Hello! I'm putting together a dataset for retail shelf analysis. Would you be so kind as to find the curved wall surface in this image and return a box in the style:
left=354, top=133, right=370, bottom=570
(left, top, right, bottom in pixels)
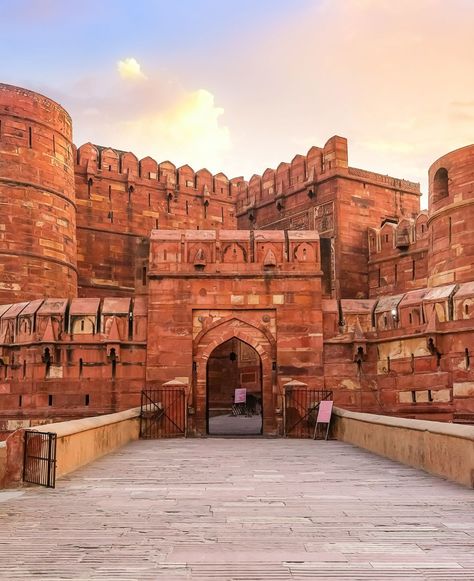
left=428, top=144, right=474, bottom=287
left=0, top=83, right=77, bottom=302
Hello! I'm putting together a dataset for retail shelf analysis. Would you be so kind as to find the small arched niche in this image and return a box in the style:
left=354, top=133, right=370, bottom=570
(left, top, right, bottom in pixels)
left=433, top=167, right=449, bottom=203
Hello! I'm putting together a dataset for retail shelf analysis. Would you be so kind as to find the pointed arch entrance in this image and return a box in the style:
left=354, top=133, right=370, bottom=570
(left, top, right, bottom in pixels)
left=192, top=317, right=277, bottom=436
left=206, top=338, right=262, bottom=435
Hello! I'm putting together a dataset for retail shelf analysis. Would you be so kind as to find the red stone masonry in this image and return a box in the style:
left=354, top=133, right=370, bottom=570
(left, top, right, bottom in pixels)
left=235, top=136, right=421, bottom=299
left=146, top=229, right=323, bottom=436
left=0, top=84, right=77, bottom=302
left=0, top=83, right=474, bottom=431
left=74, top=144, right=239, bottom=297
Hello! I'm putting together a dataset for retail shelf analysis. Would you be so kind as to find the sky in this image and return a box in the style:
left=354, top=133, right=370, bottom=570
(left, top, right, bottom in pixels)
left=2, top=0, right=474, bottom=205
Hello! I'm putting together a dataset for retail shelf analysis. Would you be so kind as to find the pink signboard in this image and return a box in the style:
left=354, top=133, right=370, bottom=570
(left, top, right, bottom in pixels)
left=317, top=400, right=333, bottom=424
left=234, top=388, right=247, bottom=404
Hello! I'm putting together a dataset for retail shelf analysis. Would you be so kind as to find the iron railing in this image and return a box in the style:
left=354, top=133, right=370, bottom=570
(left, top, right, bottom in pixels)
left=140, top=388, right=186, bottom=438
left=23, top=431, right=57, bottom=488
left=284, top=389, right=333, bottom=438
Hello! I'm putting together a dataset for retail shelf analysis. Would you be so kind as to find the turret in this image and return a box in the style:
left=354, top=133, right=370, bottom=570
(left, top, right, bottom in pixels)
left=0, top=83, right=77, bottom=301
left=427, top=145, right=474, bottom=287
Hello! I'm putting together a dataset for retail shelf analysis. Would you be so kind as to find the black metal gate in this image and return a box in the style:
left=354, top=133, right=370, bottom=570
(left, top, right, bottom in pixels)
left=140, top=388, right=186, bottom=438
left=23, top=431, right=57, bottom=488
left=284, top=389, right=333, bottom=438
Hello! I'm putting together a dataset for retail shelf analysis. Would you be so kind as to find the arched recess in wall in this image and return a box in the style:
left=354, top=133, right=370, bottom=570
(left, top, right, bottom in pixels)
left=433, top=167, right=449, bottom=203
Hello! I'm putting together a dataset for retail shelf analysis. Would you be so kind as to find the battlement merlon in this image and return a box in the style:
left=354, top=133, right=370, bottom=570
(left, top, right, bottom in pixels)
left=234, top=135, right=420, bottom=215
left=75, top=142, right=244, bottom=198
left=148, top=229, right=322, bottom=276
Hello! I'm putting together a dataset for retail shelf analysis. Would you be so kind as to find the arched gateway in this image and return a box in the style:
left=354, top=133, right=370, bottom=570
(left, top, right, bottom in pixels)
left=193, top=318, right=276, bottom=435
left=207, top=338, right=262, bottom=435
left=146, top=229, right=324, bottom=438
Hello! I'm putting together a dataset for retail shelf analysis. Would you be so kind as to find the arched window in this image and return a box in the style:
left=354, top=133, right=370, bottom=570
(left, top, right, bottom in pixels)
left=433, top=167, right=449, bottom=203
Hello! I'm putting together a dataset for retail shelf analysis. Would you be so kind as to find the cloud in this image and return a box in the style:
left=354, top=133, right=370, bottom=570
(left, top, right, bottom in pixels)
left=59, top=63, right=231, bottom=173
left=117, top=58, right=147, bottom=81
left=120, top=88, right=231, bottom=169
left=30, top=0, right=474, bottom=197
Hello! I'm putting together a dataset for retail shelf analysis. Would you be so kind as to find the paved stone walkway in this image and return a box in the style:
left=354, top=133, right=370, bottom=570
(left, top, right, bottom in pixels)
left=208, top=413, right=262, bottom=435
left=0, top=439, right=473, bottom=580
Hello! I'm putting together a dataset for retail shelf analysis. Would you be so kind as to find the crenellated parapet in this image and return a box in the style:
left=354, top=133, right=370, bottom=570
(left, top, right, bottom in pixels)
left=74, top=142, right=242, bottom=295
left=235, top=136, right=420, bottom=218
left=75, top=142, right=242, bottom=199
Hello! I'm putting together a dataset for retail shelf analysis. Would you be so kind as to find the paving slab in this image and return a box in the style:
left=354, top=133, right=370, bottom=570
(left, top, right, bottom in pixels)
left=0, top=439, right=473, bottom=580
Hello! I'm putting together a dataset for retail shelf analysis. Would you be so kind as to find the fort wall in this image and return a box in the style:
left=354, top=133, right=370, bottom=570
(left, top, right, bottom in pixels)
left=75, top=144, right=239, bottom=296
left=0, top=83, right=473, bottom=432
left=236, top=136, right=421, bottom=299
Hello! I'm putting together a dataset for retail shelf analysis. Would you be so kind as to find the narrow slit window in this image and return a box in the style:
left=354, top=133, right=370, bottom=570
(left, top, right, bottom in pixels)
left=28, top=126, right=33, bottom=148
left=44, top=348, right=51, bottom=378
left=48, top=394, right=53, bottom=406
left=19, top=395, right=22, bottom=407
left=85, top=394, right=90, bottom=406
left=411, top=390, right=416, bottom=403
left=142, top=266, right=147, bottom=286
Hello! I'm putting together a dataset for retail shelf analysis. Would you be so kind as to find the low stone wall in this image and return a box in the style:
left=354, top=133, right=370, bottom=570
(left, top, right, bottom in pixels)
left=36, top=408, right=141, bottom=479
left=0, top=407, right=141, bottom=487
left=332, top=407, right=474, bottom=488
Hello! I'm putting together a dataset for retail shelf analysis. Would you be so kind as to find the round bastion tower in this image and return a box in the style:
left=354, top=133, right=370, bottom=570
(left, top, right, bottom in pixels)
left=0, top=83, right=77, bottom=302
left=427, top=144, right=474, bottom=288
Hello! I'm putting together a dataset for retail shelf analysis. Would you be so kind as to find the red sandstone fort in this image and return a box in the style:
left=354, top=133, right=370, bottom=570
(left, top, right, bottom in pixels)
left=0, top=82, right=473, bottom=437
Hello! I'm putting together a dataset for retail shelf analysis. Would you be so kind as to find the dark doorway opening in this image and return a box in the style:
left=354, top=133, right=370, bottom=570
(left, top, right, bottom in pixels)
left=206, top=337, right=263, bottom=436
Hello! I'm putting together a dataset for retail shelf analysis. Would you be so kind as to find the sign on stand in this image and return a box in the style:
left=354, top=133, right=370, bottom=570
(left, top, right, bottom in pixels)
left=234, top=388, right=247, bottom=404
left=313, top=400, right=333, bottom=440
